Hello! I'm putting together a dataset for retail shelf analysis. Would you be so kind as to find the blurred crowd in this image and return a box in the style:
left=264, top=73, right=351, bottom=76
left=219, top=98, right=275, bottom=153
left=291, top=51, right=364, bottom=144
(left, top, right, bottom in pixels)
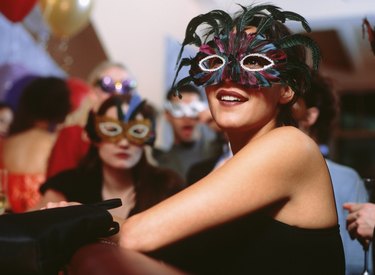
left=0, top=60, right=222, bottom=217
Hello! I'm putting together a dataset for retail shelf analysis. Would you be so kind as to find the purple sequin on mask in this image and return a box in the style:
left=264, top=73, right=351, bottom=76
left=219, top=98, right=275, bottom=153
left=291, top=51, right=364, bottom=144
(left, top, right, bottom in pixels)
left=96, top=76, right=137, bottom=94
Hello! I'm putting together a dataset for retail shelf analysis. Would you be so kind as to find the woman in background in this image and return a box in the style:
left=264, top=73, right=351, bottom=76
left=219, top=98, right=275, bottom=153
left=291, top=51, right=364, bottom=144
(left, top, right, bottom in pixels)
left=1, top=77, right=70, bottom=212
left=46, top=61, right=138, bottom=178
left=38, top=94, right=185, bottom=218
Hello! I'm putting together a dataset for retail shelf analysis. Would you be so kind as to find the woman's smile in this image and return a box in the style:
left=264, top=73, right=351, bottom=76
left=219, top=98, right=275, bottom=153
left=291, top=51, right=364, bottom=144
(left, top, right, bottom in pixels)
left=215, top=89, right=249, bottom=107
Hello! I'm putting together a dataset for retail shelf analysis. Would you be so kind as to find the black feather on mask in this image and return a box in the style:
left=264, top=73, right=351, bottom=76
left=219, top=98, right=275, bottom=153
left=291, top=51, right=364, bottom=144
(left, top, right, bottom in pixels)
left=172, top=3, right=321, bottom=99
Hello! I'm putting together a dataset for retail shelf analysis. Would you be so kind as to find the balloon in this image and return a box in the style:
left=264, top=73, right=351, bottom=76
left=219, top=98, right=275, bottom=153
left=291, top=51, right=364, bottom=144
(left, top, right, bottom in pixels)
left=0, top=63, right=30, bottom=101
left=40, top=0, right=93, bottom=38
left=0, top=0, right=37, bottom=23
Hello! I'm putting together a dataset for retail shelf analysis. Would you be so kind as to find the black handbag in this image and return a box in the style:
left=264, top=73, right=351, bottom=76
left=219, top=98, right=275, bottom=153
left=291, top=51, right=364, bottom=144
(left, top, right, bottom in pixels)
left=0, top=198, right=122, bottom=275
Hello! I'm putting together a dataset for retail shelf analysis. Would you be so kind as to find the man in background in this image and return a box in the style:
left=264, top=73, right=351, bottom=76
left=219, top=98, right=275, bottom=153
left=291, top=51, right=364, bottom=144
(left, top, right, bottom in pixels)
left=292, top=72, right=370, bottom=275
left=153, top=84, right=221, bottom=181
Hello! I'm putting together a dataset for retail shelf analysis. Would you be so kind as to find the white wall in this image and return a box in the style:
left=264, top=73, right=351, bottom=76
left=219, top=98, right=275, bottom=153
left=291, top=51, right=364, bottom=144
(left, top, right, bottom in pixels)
left=91, top=0, right=205, bottom=109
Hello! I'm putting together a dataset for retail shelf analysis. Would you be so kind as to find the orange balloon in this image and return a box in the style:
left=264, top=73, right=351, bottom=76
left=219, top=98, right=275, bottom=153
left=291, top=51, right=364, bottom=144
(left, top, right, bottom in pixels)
left=39, top=0, right=93, bottom=38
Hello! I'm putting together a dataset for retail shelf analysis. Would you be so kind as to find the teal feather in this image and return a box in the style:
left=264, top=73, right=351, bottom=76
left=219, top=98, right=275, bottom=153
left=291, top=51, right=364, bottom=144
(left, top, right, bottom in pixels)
left=281, top=61, right=313, bottom=94
left=172, top=57, right=193, bottom=89
left=282, top=11, right=311, bottom=32
left=175, top=12, right=226, bottom=66
left=274, top=34, right=321, bottom=70
left=201, top=10, right=233, bottom=43
left=173, top=76, right=194, bottom=98
left=235, top=4, right=283, bottom=33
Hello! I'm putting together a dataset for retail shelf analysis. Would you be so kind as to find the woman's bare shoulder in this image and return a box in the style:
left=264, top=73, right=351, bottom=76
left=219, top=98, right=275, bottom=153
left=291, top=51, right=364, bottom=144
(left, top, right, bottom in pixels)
left=239, top=126, right=322, bottom=175
left=268, top=126, right=314, bottom=144
left=249, top=126, right=318, bottom=154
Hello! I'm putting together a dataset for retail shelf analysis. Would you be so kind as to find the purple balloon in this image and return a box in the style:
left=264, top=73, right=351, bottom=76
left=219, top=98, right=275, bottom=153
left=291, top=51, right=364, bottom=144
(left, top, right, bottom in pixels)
left=0, top=63, right=30, bottom=101
left=4, top=74, right=39, bottom=111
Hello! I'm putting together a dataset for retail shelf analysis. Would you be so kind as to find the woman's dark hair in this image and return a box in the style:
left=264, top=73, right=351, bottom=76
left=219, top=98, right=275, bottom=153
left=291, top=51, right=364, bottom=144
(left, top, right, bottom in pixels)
left=302, top=72, right=339, bottom=144
left=0, top=102, right=13, bottom=112
left=8, top=77, right=71, bottom=135
left=271, top=21, right=307, bottom=127
left=234, top=15, right=307, bottom=127
left=166, top=84, right=202, bottom=101
left=96, top=94, right=155, bottom=119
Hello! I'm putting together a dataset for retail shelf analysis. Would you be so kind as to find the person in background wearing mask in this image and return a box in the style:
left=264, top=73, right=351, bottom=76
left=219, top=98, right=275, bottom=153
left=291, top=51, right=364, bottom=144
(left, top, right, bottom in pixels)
left=37, top=94, right=185, bottom=218
left=152, top=84, right=221, bottom=180
left=1, top=77, right=70, bottom=212
left=46, top=61, right=138, bottom=178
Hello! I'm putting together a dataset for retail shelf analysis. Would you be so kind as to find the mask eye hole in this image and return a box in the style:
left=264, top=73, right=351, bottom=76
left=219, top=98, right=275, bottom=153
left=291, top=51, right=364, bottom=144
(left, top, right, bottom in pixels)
left=199, top=54, right=226, bottom=72
left=240, top=53, right=274, bottom=72
left=128, top=124, right=150, bottom=139
left=164, top=102, right=184, bottom=118
left=99, top=122, right=122, bottom=136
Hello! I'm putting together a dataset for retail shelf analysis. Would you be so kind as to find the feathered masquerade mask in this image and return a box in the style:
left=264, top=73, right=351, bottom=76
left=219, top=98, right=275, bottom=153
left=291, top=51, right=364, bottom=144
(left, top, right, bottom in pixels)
left=172, top=4, right=321, bottom=97
left=86, top=94, right=155, bottom=146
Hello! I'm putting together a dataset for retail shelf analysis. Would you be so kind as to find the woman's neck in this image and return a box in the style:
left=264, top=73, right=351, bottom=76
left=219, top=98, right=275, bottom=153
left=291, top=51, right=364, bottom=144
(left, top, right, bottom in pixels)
left=34, top=121, right=52, bottom=131
left=101, top=165, right=136, bottom=218
left=227, top=120, right=277, bottom=154
left=102, top=164, right=134, bottom=192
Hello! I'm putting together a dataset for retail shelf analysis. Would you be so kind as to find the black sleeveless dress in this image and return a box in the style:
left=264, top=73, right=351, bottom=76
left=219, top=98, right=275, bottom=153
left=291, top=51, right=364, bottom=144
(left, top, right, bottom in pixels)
left=151, top=213, right=345, bottom=275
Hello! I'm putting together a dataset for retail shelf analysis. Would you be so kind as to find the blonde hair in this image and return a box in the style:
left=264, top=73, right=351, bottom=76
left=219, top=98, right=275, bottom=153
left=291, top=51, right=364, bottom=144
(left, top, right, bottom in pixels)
left=65, top=61, right=130, bottom=126
left=87, top=61, right=128, bottom=85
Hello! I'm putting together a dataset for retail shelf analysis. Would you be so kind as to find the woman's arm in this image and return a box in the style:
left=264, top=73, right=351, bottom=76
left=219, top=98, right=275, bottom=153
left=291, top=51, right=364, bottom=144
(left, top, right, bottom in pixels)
left=33, top=190, right=126, bottom=244
left=119, top=127, right=329, bottom=252
left=29, top=189, right=67, bottom=211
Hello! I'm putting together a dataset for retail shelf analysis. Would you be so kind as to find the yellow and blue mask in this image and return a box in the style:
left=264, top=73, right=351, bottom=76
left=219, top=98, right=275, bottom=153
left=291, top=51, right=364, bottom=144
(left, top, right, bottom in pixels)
left=86, top=95, right=155, bottom=146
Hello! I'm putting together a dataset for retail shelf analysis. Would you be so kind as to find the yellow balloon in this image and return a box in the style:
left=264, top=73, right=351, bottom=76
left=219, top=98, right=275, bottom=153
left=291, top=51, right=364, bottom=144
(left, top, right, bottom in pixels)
left=40, top=0, right=93, bottom=38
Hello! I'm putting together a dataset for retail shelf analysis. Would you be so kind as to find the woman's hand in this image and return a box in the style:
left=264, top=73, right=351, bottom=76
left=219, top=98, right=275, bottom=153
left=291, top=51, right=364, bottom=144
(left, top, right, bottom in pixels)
left=41, top=201, right=81, bottom=210
left=344, top=202, right=375, bottom=248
